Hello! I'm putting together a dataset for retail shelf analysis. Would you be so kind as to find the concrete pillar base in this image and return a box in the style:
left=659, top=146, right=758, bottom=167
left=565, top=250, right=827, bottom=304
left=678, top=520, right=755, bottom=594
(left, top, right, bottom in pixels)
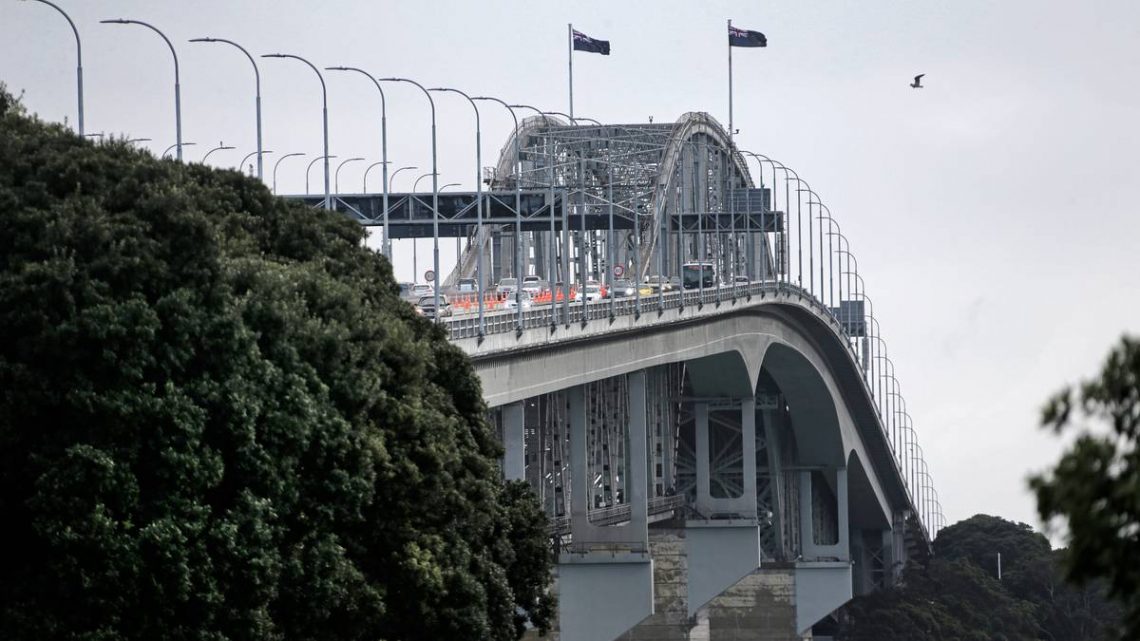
left=558, top=552, right=654, bottom=641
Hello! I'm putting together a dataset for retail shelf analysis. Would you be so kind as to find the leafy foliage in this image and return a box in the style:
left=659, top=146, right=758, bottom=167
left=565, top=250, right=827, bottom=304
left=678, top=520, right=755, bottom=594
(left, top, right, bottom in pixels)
left=1030, top=336, right=1140, bottom=638
left=0, top=85, right=552, bottom=641
left=838, top=514, right=1120, bottom=641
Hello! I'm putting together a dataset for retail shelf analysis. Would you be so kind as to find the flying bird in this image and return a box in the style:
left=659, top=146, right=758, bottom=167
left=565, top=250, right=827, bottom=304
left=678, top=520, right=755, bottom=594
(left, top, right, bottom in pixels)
left=910, top=74, right=925, bottom=89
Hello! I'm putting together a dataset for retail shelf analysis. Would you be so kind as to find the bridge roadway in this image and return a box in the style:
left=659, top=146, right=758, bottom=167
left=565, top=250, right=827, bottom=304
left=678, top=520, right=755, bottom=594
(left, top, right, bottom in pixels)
left=440, top=278, right=924, bottom=640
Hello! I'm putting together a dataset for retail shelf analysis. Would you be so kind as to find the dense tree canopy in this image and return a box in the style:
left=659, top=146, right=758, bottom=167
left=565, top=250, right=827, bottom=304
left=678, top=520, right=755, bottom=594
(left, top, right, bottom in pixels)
left=838, top=514, right=1120, bottom=641
left=1031, top=336, right=1140, bottom=638
left=0, top=86, right=552, bottom=641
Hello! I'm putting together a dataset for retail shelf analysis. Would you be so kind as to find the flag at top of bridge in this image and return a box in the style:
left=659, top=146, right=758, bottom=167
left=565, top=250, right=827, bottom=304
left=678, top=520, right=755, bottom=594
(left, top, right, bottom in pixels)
left=729, top=25, right=767, bottom=47
left=572, top=29, right=610, bottom=55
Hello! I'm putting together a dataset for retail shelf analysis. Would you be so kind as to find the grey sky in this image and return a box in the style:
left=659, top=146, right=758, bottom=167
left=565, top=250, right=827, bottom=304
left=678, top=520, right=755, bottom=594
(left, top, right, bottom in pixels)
left=4, top=0, right=1139, bottom=536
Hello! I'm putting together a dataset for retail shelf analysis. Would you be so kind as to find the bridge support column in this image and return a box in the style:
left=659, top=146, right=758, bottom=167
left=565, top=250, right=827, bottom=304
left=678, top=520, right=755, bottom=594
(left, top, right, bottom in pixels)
left=693, top=399, right=757, bottom=518
left=502, top=401, right=525, bottom=481
left=798, top=468, right=849, bottom=560
left=686, top=398, right=761, bottom=617
left=759, top=394, right=787, bottom=561
left=559, top=374, right=654, bottom=641
left=792, top=468, right=852, bottom=635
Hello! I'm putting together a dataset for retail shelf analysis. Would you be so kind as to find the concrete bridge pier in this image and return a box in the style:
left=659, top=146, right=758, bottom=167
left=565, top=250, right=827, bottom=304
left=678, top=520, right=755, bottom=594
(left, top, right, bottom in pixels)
left=557, top=372, right=655, bottom=641
left=686, top=399, right=762, bottom=616
left=791, top=468, right=852, bottom=636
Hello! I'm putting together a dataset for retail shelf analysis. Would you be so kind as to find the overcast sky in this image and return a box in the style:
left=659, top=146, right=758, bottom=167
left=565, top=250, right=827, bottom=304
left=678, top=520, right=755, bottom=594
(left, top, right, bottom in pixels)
left=4, top=0, right=1139, bottom=538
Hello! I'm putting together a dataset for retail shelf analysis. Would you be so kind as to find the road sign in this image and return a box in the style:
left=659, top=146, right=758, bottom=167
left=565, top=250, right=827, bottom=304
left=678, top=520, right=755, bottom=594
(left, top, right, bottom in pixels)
left=613, top=264, right=625, bottom=278
left=425, top=270, right=436, bottom=283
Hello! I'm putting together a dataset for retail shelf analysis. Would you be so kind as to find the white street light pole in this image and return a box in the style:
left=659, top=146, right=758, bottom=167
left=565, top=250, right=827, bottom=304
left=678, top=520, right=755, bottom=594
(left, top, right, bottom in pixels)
left=327, top=67, right=391, bottom=258
left=381, top=77, right=441, bottom=321
left=263, top=53, right=330, bottom=209
left=272, top=152, right=304, bottom=194
left=190, top=37, right=264, bottom=180
left=22, top=0, right=83, bottom=135
left=101, top=18, right=181, bottom=160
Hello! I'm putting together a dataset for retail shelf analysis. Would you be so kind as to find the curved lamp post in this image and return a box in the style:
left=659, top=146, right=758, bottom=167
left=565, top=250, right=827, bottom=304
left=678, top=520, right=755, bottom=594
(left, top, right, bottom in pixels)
left=388, top=165, right=416, bottom=191
left=23, top=0, right=83, bottom=135
left=412, top=171, right=436, bottom=192
left=807, top=199, right=837, bottom=308
left=473, top=96, right=524, bottom=329
left=263, top=53, right=329, bottom=209
left=785, top=173, right=814, bottom=296
left=190, top=37, right=263, bottom=179
left=162, top=141, right=195, bottom=159
left=826, top=227, right=850, bottom=310
left=431, top=86, right=486, bottom=336
left=380, top=77, right=440, bottom=321
left=362, top=161, right=385, bottom=192
left=410, top=171, right=439, bottom=285
left=306, top=154, right=336, bottom=195
left=239, top=149, right=273, bottom=176
left=327, top=66, right=390, bottom=257
left=272, top=152, right=304, bottom=194
left=335, top=156, right=364, bottom=194
left=101, top=19, right=181, bottom=160
left=542, top=109, right=601, bottom=126
left=202, top=142, right=235, bottom=164
left=743, top=151, right=789, bottom=286
left=511, top=104, right=565, bottom=325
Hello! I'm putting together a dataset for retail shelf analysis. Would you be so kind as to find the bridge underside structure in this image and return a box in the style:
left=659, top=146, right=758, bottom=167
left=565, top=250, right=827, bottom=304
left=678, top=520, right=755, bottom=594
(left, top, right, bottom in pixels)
left=293, top=112, right=941, bottom=641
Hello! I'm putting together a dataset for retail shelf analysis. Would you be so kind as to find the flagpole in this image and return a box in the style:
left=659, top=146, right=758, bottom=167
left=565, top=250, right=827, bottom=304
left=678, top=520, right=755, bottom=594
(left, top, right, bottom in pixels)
left=568, top=23, right=575, bottom=119
left=728, top=18, right=734, bottom=145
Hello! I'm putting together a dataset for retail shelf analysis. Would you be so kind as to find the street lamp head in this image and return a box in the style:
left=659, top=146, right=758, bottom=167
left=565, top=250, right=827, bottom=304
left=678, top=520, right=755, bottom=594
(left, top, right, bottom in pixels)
left=188, top=37, right=217, bottom=43
left=99, top=18, right=130, bottom=24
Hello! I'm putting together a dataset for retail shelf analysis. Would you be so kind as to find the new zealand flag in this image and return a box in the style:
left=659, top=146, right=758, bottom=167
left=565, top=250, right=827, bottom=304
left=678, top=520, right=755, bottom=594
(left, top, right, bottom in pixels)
left=729, top=26, right=767, bottom=47
left=573, top=29, right=610, bottom=55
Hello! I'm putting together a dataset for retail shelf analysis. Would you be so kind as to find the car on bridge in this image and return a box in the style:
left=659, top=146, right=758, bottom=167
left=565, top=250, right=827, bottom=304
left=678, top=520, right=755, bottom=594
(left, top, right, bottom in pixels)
left=582, top=280, right=604, bottom=301
left=456, top=277, right=477, bottom=293
left=522, top=276, right=548, bottom=296
left=415, top=294, right=450, bottom=320
left=606, top=279, right=637, bottom=298
left=410, top=283, right=434, bottom=299
left=502, top=290, right=534, bottom=310
left=496, top=277, right=518, bottom=296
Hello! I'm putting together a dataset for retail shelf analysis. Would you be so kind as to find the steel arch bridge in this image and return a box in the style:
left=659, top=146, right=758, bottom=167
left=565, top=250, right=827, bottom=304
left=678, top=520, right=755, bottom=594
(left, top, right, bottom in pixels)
left=293, top=110, right=942, bottom=641
left=457, top=112, right=770, bottom=291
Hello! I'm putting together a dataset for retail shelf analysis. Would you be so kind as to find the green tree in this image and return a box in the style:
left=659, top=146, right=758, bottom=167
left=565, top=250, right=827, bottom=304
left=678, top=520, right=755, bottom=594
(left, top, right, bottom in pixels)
left=0, top=86, right=552, bottom=641
left=839, top=514, right=1121, bottom=640
left=839, top=557, right=1039, bottom=641
left=935, top=514, right=1050, bottom=596
left=1030, top=336, right=1140, bottom=639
